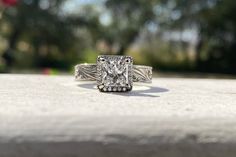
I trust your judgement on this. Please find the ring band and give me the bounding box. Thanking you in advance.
[75,55,153,92]
[75,64,152,83]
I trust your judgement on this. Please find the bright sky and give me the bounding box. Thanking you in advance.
[63,0,105,13]
[63,0,197,43]
[63,0,111,25]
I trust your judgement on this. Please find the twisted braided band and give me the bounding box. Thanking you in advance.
[75,64,152,83]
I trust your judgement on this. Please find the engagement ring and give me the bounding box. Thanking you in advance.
[75,55,152,92]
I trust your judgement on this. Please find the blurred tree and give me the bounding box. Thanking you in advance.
[197,0,236,73]
[1,0,98,71]
[164,0,236,73]
[100,0,157,55]
[1,0,235,74]
[0,0,18,68]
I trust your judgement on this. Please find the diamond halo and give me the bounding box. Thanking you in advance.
[96,55,133,92]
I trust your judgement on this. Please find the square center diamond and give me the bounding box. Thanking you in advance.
[97,55,133,92]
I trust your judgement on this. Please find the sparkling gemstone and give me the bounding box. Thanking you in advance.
[97,55,133,92]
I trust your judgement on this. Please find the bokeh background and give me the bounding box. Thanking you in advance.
[0,0,236,76]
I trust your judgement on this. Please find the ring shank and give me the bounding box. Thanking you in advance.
[75,64,152,83]
[133,65,152,83]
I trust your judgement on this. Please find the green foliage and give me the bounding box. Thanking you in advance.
[1,0,97,70]
[197,0,236,73]
[98,0,158,55]
[162,0,236,73]
[0,0,235,74]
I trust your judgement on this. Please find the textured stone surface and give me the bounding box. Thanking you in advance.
[0,74,236,157]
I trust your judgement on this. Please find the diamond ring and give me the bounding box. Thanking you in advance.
[75,55,152,92]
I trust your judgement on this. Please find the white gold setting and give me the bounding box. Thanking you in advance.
[96,55,133,92]
[75,55,152,92]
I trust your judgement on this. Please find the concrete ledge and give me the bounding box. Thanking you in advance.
[0,74,236,157]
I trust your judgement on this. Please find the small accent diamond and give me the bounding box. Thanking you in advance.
[113,87,117,92]
[118,87,122,92]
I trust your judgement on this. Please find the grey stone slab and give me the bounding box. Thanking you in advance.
[0,74,236,157]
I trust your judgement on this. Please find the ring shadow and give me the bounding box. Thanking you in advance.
[77,83,169,97]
